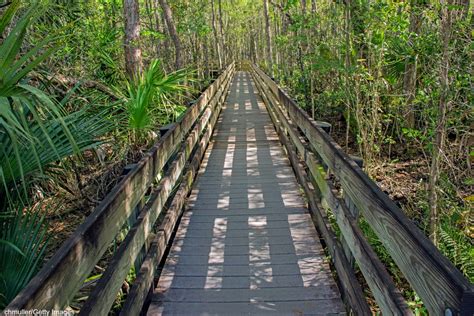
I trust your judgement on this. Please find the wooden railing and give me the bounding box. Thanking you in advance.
[250,63,473,316]
[6,62,235,315]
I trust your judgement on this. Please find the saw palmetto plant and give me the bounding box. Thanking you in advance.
[0,1,111,307]
[122,59,190,143]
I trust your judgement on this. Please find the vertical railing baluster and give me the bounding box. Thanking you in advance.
[341,156,363,267]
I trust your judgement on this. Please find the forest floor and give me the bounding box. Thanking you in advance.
[43,145,146,260]
[329,113,471,216]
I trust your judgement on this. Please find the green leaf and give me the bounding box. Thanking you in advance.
[0,0,21,35]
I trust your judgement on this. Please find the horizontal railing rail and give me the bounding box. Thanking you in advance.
[250,63,473,316]
[6,62,235,314]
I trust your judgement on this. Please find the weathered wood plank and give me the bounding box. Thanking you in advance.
[252,69,371,315]
[252,64,474,315]
[5,63,235,312]
[118,67,233,316]
[148,301,346,316]
[170,241,324,257]
[252,66,411,315]
[156,274,332,290]
[159,262,332,278]
[154,287,341,303]
[119,230,167,316]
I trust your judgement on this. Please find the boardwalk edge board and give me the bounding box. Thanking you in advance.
[250,63,473,316]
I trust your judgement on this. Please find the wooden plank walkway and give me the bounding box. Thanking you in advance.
[147,72,346,315]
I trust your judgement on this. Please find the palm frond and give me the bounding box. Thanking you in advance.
[0,0,21,35]
[0,2,114,200]
[124,60,191,140]
[0,106,111,192]
[0,205,48,309]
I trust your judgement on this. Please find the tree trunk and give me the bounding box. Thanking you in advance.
[263,0,273,76]
[218,0,226,65]
[273,6,280,71]
[123,0,143,80]
[344,0,352,149]
[428,0,452,246]
[211,0,222,69]
[158,0,182,69]
[203,36,210,78]
[403,0,424,129]
[144,0,158,56]
[151,0,162,56]
[301,0,307,14]
[311,0,317,13]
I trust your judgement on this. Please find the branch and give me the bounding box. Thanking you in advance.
[0,2,12,9]
[31,72,121,100]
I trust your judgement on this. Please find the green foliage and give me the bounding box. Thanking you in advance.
[0,2,111,201]
[439,223,473,281]
[0,205,48,309]
[435,175,474,282]
[122,60,190,143]
[0,3,112,307]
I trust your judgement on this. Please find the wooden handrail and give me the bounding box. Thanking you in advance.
[251,68,372,315]
[250,67,410,315]
[250,63,473,315]
[119,80,228,315]
[79,71,233,315]
[6,63,235,312]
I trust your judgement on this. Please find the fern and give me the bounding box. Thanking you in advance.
[438,224,474,282]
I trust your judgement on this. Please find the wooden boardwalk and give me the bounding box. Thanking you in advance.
[147,72,345,315]
[8,65,470,316]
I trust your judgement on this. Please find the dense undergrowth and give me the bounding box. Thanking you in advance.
[263,1,473,287]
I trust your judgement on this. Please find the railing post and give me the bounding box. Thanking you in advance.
[122,164,149,273]
[315,121,331,134]
[159,123,175,137]
[314,121,331,171]
[341,156,363,267]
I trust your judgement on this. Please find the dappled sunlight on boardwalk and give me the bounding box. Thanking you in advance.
[148,72,345,315]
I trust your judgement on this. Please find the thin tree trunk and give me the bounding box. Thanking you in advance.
[253,32,259,63]
[151,0,162,56]
[344,0,352,149]
[273,6,280,72]
[403,0,423,129]
[311,0,316,13]
[301,0,307,14]
[204,36,210,78]
[158,0,182,69]
[211,0,222,69]
[218,0,226,65]
[263,0,273,76]
[429,0,452,246]
[144,0,157,56]
[159,8,172,71]
[123,0,143,80]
